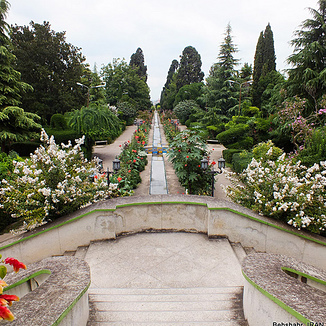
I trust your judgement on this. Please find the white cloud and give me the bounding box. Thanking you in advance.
[7,0,318,100]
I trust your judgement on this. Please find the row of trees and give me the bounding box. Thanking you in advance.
[160,0,326,165]
[0,0,152,153]
[160,22,279,117]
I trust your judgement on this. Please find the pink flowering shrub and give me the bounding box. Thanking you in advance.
[0,130,118,230]
[279,97,314,150]
[224,142,326,234]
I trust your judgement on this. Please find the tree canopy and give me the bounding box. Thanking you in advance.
[101,58,151,110]
[287,0,326,113]
[176,46,204,91]
[10,21,87,122]
[0,0,41,152]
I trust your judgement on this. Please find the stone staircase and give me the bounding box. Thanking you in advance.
[59,234,255,325]
[86,286,248,325]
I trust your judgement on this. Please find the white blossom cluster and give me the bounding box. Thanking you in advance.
[223,149,326,234]
[0,129,118,230]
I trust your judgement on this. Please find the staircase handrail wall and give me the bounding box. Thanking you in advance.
[0,195,325,270]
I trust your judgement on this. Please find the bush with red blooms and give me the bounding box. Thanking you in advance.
[0,256,26,321]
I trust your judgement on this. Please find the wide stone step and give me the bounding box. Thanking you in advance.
[88,322,248,326]
[87,286,247,325]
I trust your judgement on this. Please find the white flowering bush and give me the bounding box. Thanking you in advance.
[0,129,119,230]
[224,145,326,234]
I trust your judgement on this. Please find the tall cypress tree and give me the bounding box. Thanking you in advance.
[252,23,276,107]
[176,46,204,91]
[160,59,179,110]
[130,47,147,82]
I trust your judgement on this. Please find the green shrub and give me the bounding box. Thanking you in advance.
[50,113,67,130]
[242,106,260,117]
[117,102,137,125]
[44,128,82,145]
[216,124,249,146]
[173,100,200,125]
[232,151,253,173]
[252,140,283,162]
[227,136,254,150]
[223,149,243,164]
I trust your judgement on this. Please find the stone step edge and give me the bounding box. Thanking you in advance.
[89,286,243,294]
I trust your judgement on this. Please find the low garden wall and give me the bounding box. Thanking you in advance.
[242,253,326,325]
[0,194,325,271]
[4,256,90,326]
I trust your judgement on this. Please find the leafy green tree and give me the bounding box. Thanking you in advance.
[10,21,86,122]
[287,0,326,114]
[174,82,204,107]
[117,101,137,125]
[176,46,204,91]
[101,58,151,110]
[129,47,147,82]
[173,100,200,124]
[204,23,239,115]
[252,23,277,108]
[160,59,179,110]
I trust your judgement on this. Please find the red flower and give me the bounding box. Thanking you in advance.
[212,148,214,151]
[186,155,189,158]
[94,175,98,179]
[4,258,26,273]
[142,141,145,145]
[128,170,131,173]
[198,165,201,167]
[135,135,139,139]
[185,164,187,166]
[211,161,216,165]
[133,159,136,163]
[0,295,19,307]
[0,305,14,321]
[145,129,147,132]
[117,177,122,182]
[119,145,122,147]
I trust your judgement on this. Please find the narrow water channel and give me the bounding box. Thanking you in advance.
[149,111,168,195]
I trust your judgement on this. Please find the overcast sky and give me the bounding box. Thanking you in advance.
[7,0,318,101]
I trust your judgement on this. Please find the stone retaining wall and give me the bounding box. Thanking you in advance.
[0,195,325,271]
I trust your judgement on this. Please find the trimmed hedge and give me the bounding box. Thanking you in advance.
[216,124,249,146]
[50,113,67,130]
[10,142,41,157]
[223,149,243,164]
